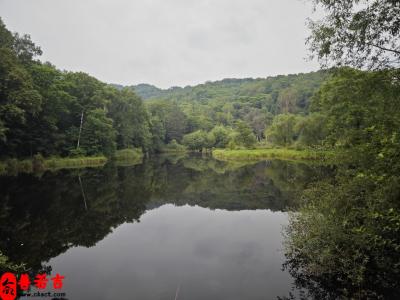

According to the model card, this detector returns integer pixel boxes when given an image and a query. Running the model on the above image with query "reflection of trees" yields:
[0,165,148,272]
[147,155,330,211]
[0,155,329,274]
[2,153,398,298]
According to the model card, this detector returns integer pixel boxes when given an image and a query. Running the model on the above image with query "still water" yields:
[0,154,327,299]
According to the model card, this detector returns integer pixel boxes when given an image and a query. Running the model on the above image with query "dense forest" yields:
[281,1,400,298]
[133,71,329,150]
[1,16,333,159]
[0,18,151,158]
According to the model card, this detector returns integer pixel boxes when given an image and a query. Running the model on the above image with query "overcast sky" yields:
[0,0,321,88]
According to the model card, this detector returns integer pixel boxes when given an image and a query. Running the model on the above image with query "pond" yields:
[0,154,329,300]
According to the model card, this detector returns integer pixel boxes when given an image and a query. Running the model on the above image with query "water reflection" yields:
[0,154,329,299]
[51,205,290,300]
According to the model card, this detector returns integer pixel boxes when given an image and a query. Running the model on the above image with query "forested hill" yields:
[120,71,330,151]
[131,71,328,107]
[132,83,165,99]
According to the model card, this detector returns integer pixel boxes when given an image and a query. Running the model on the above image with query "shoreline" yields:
[212,148,334,162]
[0,149,144,176]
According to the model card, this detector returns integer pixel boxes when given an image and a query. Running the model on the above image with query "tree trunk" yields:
[78,174,88,211]
[77,110,84,149]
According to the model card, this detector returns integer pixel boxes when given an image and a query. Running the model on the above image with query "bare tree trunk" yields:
[78,174,88,211]
[77,110,84,149]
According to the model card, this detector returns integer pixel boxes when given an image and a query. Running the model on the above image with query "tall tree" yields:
[107,87,151,152]
[80,109,116,157]
[266,114,300,146]
[308,0,400,69]
[234,121,257,148]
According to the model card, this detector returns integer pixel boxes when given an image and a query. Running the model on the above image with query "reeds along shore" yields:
[0,148,144,175]
[212,148,334,162]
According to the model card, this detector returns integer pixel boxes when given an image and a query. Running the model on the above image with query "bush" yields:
[46,159,57,169]
[182,131,207,151]
[162,139,187,152]
[69,148,87,157]
[227,140,237,150]
[32,153,45,172]
[234,121,257,148]
[6,159,18,175]
[19,160,33,173]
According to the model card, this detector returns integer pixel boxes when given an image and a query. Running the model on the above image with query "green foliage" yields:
[311,68,400,149]
[79,109,116,157]
[295,113,327,147]
[32,153,45,172]
[182,130,209,151]
[147,100,187,144]
[17,159,32,173]
[234,121,257,148]
[161,139,187,153]
[282,68,400,298]
[5,158,18,175]
[0,18,331,159]
[284,171,400,298]
[209,125,233,148]
[113,149,143,166]
[149,115,166,153]
[44,156,107,170]
[142,71,328,148]
[265,114,300,146]
[0,252,25,273]
[107,87,151,152]
[0,46,42,155]
[213,148,333,162]
[0,18,152,159]
[0,156,108,175]
[308,0,400,69]
[69,147,87,157]
[133,83,165,99]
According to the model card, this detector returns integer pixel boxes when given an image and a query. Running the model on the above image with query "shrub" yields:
[162,140,187,152]
[69,148,87,157]
[19,160,33,173]
[32,153,45,172]
[6,159,19,175]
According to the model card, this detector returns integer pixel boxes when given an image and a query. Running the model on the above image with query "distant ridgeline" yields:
[131,72,328,108]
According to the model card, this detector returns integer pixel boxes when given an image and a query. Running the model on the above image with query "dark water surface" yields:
[0,155,328,299]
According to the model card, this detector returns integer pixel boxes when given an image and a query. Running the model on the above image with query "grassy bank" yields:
[0,156,108,175]
[45,156,108,169]
[0,148,144,175]
[212,148,334,162]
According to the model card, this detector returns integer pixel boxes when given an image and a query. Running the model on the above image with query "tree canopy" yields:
[308,0,400,69]
[0,18,152,158]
